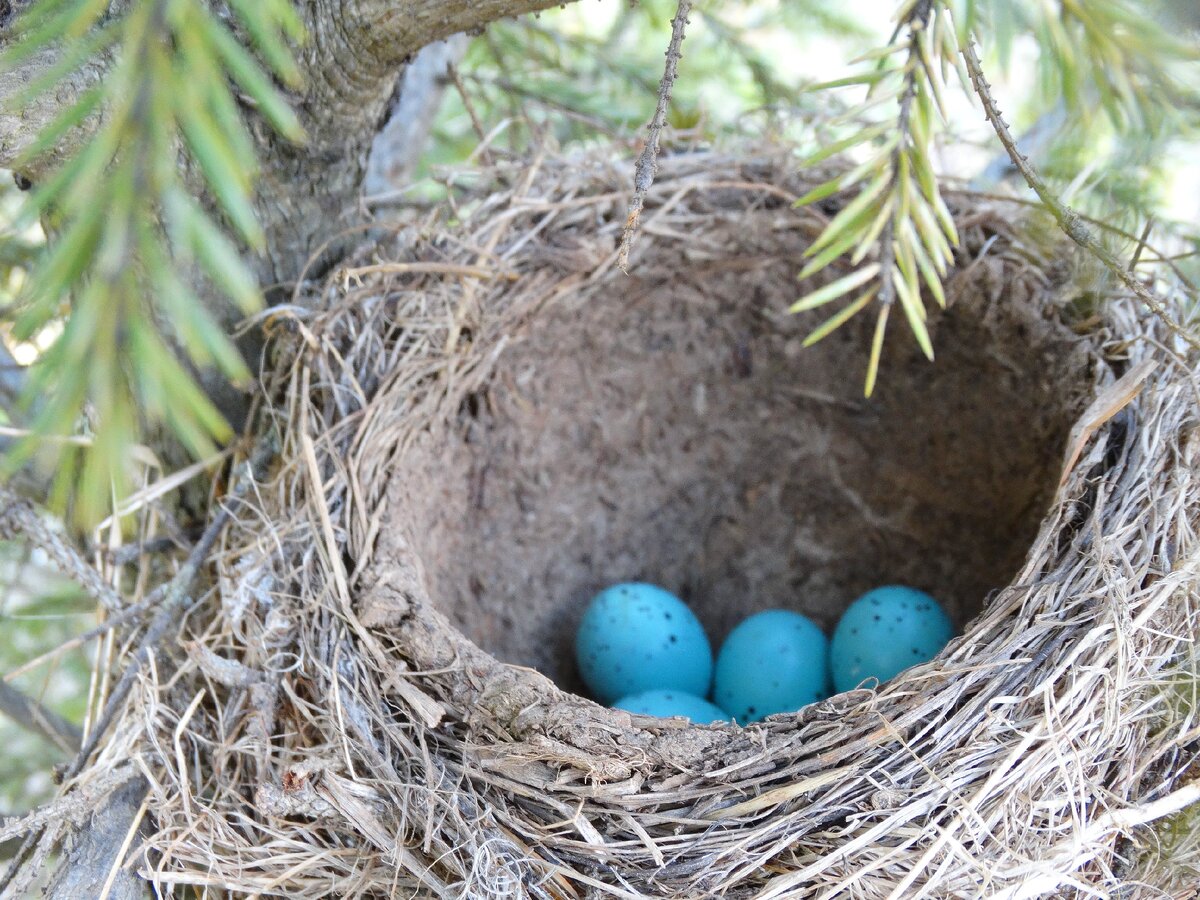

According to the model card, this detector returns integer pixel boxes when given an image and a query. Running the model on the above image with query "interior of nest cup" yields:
[384,225,1095,699]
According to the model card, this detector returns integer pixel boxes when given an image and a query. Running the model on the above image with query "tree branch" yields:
[618,0,692,271]
[0,680,80,753]
[353,0,591,67]
[364,34,469,198]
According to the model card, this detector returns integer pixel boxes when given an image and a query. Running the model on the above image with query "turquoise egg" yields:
[575,583,712,705]
[713,610,830,724]
[829,585,954,693]
[614,689,728,724]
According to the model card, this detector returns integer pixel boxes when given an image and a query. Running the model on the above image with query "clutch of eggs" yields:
[575,581,955,724]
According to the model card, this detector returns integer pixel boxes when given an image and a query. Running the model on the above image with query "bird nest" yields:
[45,148,1200,897]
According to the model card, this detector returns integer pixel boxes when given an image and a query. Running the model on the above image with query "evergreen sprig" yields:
[796,0,1199,395]
[792,0,960,396]
[0,0,304,524]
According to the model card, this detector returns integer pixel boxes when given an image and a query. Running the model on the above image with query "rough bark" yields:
[253,0,583,286]
[42,776,150,900]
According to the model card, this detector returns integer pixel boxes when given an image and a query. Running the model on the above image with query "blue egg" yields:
[829,585,954,693]
[575,583,712,704]
[713,610,830,724]
[614,689,729,724]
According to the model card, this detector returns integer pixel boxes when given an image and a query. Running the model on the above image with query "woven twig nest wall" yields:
[128,147,1198,898]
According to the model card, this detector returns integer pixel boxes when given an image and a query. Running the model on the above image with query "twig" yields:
[943,188,1199,298]
[447,61,493,168]
[959,38,1200,351]
[617,0,692,271]
[0,487,124,613]
[64,493,238,782]
[0,680,81,753]
[875,2,932,314]
[4,590,178,684]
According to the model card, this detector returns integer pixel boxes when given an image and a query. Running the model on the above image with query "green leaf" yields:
[799,223,867,281]
[905,219,947,307]
[13,202,107,339]
[850,195,895,265]
[847,43,910,66]
[891,265,934,360]
[176,99,263,247]
[225,0,304,85]
[167,191,263,314]
[910,195,953,271]
[174,15,256,160]
[804,71,889,92]
[805,172,890,257]
[21,113,121,223]
[892,238,924,322]
[127,315,231,456]
[146,236,252,384]
[800,123,891,168]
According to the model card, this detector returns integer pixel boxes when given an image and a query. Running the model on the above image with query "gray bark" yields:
[254,0,585,287]
[365,34,470,199]
[0,680,81,753]
[42,776,150,900]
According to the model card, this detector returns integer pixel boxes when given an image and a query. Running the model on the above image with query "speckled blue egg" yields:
[829,585,954,693]
[575,583,712,704]
[614,689,729,724]
[713,610,830,724]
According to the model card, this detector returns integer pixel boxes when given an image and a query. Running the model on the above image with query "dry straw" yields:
[11,145,1200,898]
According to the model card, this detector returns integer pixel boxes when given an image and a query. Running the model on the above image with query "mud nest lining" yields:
[49,147,1200,898]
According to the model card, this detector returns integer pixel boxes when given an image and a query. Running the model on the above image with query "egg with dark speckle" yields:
[713,610,830,724]
[614,689,728,724]
[829,585,954,693]
[575,583,712,704]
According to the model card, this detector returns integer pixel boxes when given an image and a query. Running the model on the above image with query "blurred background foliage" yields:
[0,0,1198,846]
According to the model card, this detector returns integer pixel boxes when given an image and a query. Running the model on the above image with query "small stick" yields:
[0,441,271,894]
[0,489,124,613]
[1060,358,1157,485]
[447,61,493,168]
[0,680,81,753]
[618,0,692,271]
